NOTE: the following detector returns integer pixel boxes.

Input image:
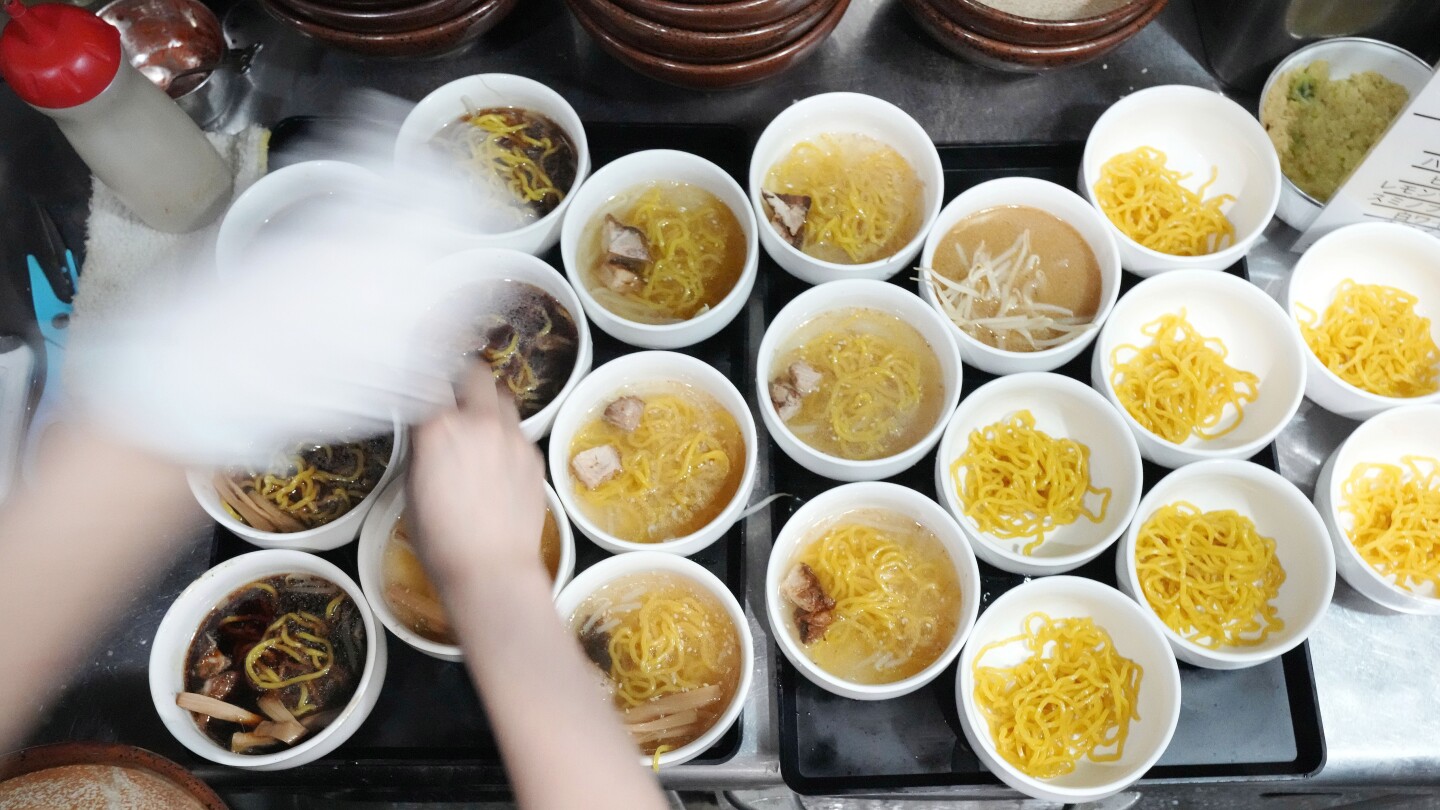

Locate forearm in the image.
[445,567,667,810]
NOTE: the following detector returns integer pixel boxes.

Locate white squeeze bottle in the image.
[0,0,231,233]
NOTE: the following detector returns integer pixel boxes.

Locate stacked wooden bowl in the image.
[903,0,1167,72]
[261,0,517,57]
[565,0,851,89]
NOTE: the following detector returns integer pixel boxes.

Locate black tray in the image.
[771,143,1326,794]
[194,121,755,797]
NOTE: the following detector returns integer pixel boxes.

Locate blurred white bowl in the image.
[918,177,1122,375]
[956,575,1181,803]
[1285,222,1440,420]
[425,247,593,441]
[394,74,590,257]
[356,473,578,661]
[149,549,388,770]
[766,481,981,700]
[215,160,381,277]
[1081,85,1280,276]
[756,279,963,481]
[1117,459,1336,669]
[1314,404,1440,614]
[558,149,758,349]
[935,373,1142,576]
[748,92,944,285]
[1259,38,1432,231]
[547,351,757,556]
[1094,270,1306,468]
[188,420,408,552]
[553,551,751,768]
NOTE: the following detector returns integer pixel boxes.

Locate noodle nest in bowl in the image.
[1093,146,1236,257]
[1341,455,1440,595]
[1297,280,1440,398]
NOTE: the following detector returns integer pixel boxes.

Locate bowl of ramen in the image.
[918,177,1121,374]
[1285,222,1440,421]
[757,279,963,481]
[955,575,1180,803]
[749,92,944,285]
[559,149,758,349]
[1094,270,1306,469]
[149,550,387,770]
[427,248,593,440]
[766,481,981,700]
[357,474,576,660]
[936,372,1143,576]
[1117,459,1336,669]
[556,551,752,768]
[548,351,757,556]
[1314,404,1440,614]
[1081,85,1280,277]
[187,421,407,552]
[395,74,589,257]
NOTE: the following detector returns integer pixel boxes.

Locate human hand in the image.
[406,365,547,589]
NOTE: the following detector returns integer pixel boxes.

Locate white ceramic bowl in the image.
[1285,222,1440,420]
[956,576,1181,803]
[215,160,381,276]
[1094,270,1307,468]
[1314,404,1440,614]
[148,549,388,770]
[553,551,752,769]
[356,473,578,661]
[394,74,590,257]
[1259,38,1432,231]
[558,149,758,349]
[918,177,1122,375]
[766,481,981,700]
[188,421,408,552]
[425,247,593,441]
[756,279,963,481]
[547,351,757,556]
[935,373,1143,576]
[748,92,944,285]
[1117,460,1336,669]
[1081,85,1281,276]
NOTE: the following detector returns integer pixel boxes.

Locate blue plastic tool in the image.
[23,201,78,476]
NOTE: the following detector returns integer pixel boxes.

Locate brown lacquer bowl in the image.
[608,0,819,32]
[572,0,837,64]
[927,0,1159,46]
[262,0,517,56]
[0,742,227,809]
[904,0,1165,72]
[270,0,475,34]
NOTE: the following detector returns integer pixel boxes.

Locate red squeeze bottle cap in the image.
[0,0,121,109]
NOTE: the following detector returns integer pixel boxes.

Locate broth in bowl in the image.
[214,434,394,533]
[466,280,581,421]
[429,107,578,232]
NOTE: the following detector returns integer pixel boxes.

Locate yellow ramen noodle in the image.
[1135,502,1287,648]
[1342,455,1440,594]
[1297,280,1440,398]
[765,133,925,265]
[794,510,961,684]
[569,387,745,544]
[953,410,1112,555]
[973,613,1143,780]
[1094,146,1236,256]
[1110,310,1259,443]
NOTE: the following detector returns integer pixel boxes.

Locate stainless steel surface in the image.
[9,0,1440,800]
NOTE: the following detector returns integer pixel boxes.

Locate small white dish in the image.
[918,177,1122,375]
[756,279,962,482]
[935,373,1143,576]
[547,351,757,556]
[1285,222,1440,421]
[553,551,752,769]
[356,473,579,661]
[956,576,1181,804]
[1117,459,1336,669]
[1093,270,1306,468]
[425,247,593,441]
[1314,404,1440,614]
[558,149,758,349]
[1081,85,1281,276]
[766,481,981,701]
[394,74,590,257]
[149,549,388,770]
[749,92,944,285]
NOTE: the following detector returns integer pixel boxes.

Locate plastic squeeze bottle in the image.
[0,0,232,233]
